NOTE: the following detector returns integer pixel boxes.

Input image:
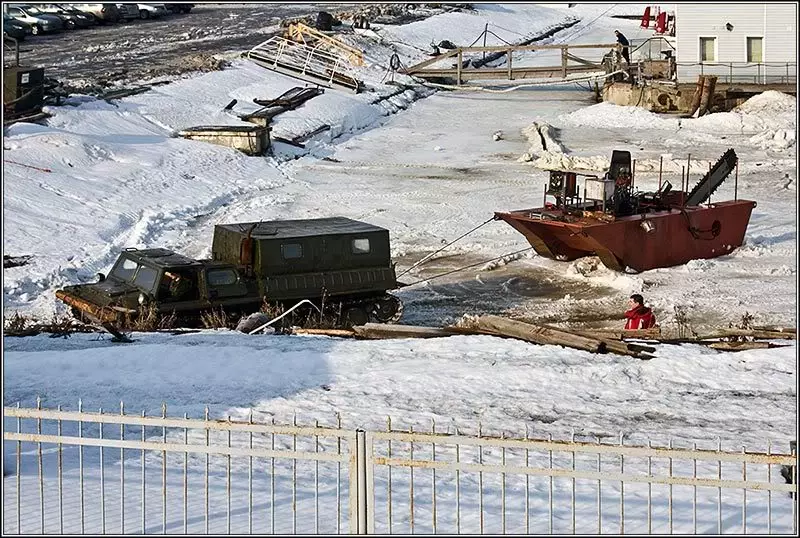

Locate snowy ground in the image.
[2,2,797,534]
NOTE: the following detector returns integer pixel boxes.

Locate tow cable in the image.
[395,217,533,288]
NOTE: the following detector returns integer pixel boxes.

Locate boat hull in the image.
[495,200,757,272]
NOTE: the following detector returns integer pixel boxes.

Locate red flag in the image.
[655,11,667,34]
[641,6,651,28]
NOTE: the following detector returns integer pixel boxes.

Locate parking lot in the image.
[5,4,350,90]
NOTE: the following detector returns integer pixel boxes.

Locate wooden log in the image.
[466,315,605,353]
[352,323,455,340]
[548,326,657,356]
[688,74,705,116]
[697,75,717,116]
[292,328,355,338]
[707,341,787,352]
[576,327,662,341]
[701,328,796,340]
[752,325,796,334]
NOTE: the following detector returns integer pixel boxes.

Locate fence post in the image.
[457,49,463,86]
[356,430,368,534]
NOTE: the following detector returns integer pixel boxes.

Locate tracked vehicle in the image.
[56,217,403,329]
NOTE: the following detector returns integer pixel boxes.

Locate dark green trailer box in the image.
[211,217,398,300]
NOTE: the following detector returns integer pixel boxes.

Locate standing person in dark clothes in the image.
[624,294,656,330]
[615,29,630,64]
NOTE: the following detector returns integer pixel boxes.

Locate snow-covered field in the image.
[2,3,797,534]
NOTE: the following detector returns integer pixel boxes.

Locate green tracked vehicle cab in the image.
[56,217,403,329]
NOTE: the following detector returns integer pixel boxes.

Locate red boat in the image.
[495,149,756,272]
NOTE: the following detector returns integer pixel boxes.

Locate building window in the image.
[700,37,716,62]
[281,243,303,259]
[352,238,370,254]
[746,37,763,63]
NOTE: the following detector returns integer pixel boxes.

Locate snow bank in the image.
[558,101,677,130]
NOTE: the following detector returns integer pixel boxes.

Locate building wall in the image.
[675,3,796,83]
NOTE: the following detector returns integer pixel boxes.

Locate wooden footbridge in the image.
[401,43,621,84]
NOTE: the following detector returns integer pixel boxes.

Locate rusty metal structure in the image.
[495,149,756,272]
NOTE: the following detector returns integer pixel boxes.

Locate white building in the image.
[674,3,797,84]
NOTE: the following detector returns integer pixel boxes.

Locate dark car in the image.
[164,3,193,14]
[36,5,95,29]
[5,5,64,34]
[69,3,120,24]
[3,13,33,40]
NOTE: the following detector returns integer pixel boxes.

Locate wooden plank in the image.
[564,52,602,68]
[292,328,355,338]
[701,328,796,340]
[402,48,460,73]
[352,323,455,340]
[707,341,784,352]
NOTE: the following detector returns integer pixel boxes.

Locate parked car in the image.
[36,5,94,29]
[68,3,120,24]
[115,3,139,22]
[136,3,167,19]
[3,13,33,40]
[164,3,192,14]
[5,5,64,34]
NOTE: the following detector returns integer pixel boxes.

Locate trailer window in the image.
[281,243,303,259]
[207,268,238,286]
[352,238,370,254]
[111,258,139,281]
[133,265,159,292]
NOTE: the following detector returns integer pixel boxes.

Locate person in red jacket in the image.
[624,294,656,330]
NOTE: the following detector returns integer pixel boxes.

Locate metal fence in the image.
[3,402,797,534]
[677,62,797,85]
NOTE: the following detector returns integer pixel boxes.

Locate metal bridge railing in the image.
[3,402,797,534]
[246,37,361,93]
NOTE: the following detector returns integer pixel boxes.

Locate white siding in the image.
[675,3,796,83]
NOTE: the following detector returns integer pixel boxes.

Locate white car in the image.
[136,3,167,19]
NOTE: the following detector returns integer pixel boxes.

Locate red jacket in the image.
[624,306,656,330]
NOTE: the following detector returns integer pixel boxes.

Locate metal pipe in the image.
[184,413,188,534]
[120,403,124,535]
[478,424,484,534]
[249,412,254,535]
[100,407,105,535]
[80,400,85,534]
[162,403,167,535]
[16,401,21,534]
[228,415,233,535]
[619,433,624,534]
[410,424,416,534]
[59,404,64,535]
[658,156,663,190]
[386,416,391,534]
[734,161,739,200]
[37,397,44,533]
[205,407,209,535]
[742,446,747,533]
[141,410,146,535]
[597,436,602,534]
[431,419,437,534]
[693,442,698,533]
[292,414,297,534]
[668,438,674,533]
